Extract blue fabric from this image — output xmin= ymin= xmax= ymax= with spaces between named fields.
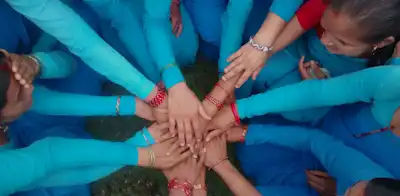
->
xmin=6 ymin=0 xmax=156 ymax=99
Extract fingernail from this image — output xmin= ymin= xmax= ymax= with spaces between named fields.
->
xmin=197 ymin=138 xmax=201 ymax=142
xmin=206 ymin=138 xmax=210 ymax=142
xmin=222 ymin=77 xmax=226 ymax=81
xmin=180 ymin=143 xmax=185 ymax=147
xmin=203 ymin=148 xmax=206 ymax=152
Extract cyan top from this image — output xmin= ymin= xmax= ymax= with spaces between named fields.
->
xmin=5 ymin=0 xmax=155 ymax=99
xmin=0 ymin=127 xmax=155 ymax=195
xmin=237 ymin=60 xmax=400 ymax=127
xmin=246 ymin=124 xmax=394 ymax=195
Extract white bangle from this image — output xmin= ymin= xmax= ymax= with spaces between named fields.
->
xmin=248 ymin=37 xmax=273 ymax=53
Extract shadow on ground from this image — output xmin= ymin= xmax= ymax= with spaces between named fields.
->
xmin=85 ymin=58 xmax=237 ymax=196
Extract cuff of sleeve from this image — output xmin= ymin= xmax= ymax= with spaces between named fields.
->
xmin=119 ymin=96 xmax=136 ymax=116
xmin=142 ymin=127 xmax=156 ymax=145
xmin=162 ymin=66 xmax=185 ymax=89
xmin=235 ymin=99 xmax=247 ymax=119
xmin=126 ymin=128 xmax=155 ymax=147
xmin=270 ymin=0 xmax=303 ymax=22
xmin=386 ymin=57 xmax=400 ymax=65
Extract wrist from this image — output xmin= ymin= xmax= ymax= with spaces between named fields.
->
xmin=145 ymin=86 xmax=167 ymax=108
xmin=135 ymin=98 xmax=154 ymax=120
xmin=213 ymin=160 xmax=233 ymax=173
xmin=137 ymin=148 xmax=156 ymax=167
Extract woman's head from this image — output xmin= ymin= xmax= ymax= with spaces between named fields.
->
xmin=346 ymin=178 xmax=400 ymax=196
xmin=0 ymin=50 xmax=33 ymax=123
xmin=320 ymin=0 xmax=400 ymax=62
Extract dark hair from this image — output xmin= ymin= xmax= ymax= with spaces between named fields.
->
xmin=365 ymin=178 xmax=400 ymax=196
xmin=328 ymin=0 xmax=400 ymax=66
xmin=0 ymin=51 xmax=10 ymax=111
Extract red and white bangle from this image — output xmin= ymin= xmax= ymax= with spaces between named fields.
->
xmin=168 ymin=178 xmax=193 ymax=196
xmin=148 ymin=87 xmax=167 ymax=108
xmin=231 ymin=103 xmax=240 ymax=125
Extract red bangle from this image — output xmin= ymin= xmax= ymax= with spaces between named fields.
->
xmin=168 ymin=178 xmax=193 ymax=196
xmin=205 ymin=95 xmax=223 ymax=110
xmin=149 ymin=87 xmax=167 ymax=108
xmin=231 ymin=103 xmax=240 ymax=125
xmin=215 ymin=82 xmax=230 ymax=96
xmin=115 ymin=96 xmax=121 ymax=116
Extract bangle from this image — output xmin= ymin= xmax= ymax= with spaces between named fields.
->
xmin=149 ymin=87 xmax=167 ymax=108
xmin=208 ymin=157 xmax=228 ymax=171
xmin=215 ymin=82 xmax=230 ymax=97
xmin=205 ymin=95 xmax=223 ymax=110
xmin=160 ymin=63 xmax=178 ymax=73
xmin=142 ymin=130 xmax=151 ymax=145
xmin=26 ymin=55 xmax=41 ymax=75
xmin=193 ymin=184 xmax=208 ymax=191
xmin=168 ymin=178 xmax=193 ymax=196
xmin=230 ymin=103 xmax=240 ymax=125
xmin=248 ymin=37 xmax=273 ymax=53
xmin=115 ymin=96 xmax=121 ymax=116
xmin=148 ymin=148 xmax=156 ymax=167
xmin=240 ymin=126 xmax=248 ymax=143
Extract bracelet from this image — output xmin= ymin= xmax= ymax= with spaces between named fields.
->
xmin=160 ymin=63 xmax=178 ymax=73
xmin=148 ymin=148 xmax=156 ymax=167
xmin=26 ymin=55 xmax=41 ymax=75
xmin=205 ymin=95 xmax=223 ymax=110
xmin=168 ymin=178 xmax=193 ymax=196
xmin=193 ymin=184 xmax=208 ymax=191
xmin=115 ymin=96 xmax=121 ymax=116
xmin=215 ymin=82 xmax=230 ymax=97
xmin=142 ymin=130 xmax=151 ymax=145
xmin=149 ymin=87 xmax=167 ymax=108
xmin=230 ymin=103 xmax=240 ymax=125
xmin=208 ymin=157 xmax=228 ymax=171
xmin=240 ymin=126 xmax=248 ymax=143
xmin=248 ymin=37 xmax=273 ymax=53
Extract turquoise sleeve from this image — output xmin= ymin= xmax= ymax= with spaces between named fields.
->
xmin=218 ymin=0 xmax=253 ymax=72
xmin=256 ymin=186 xmax=312 ymax=196
xmin=246 ymin=124 xmax=394 ymax=194
xmin=386 ymin=57 xmax=400 ymax=65
xmin=143 ymin=0 xmax=185 ymax=89
xmin=32 ymin=33 xmax=58 ymax=52
xmin=21 ymin=128 xmax=155 ymax=190
xmin=0 ymin=137 xmax=139 ymax=196
xmin=34 ymin=51 xmax=77 ymax=79
xmin=5 ymin=0 xmax=155 ymax=99
xmin=270 ymin=0 xmax=304 ymax=22
xmin=237 ymin=66 xmax=400 ymax=119
xmin=31 ymin=86 xmax=136 ymax=116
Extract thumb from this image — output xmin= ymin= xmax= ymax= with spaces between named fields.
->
xmin=198 ymin=105 xmax=212 ymax=120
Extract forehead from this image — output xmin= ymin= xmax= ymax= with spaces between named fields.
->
xmin=322 ymin=7 xmax=366 ymax=44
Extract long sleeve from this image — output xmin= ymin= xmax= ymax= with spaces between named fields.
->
xmin=0 ymin=137 xmax=139 ymax=196
xmin=5 ymin=0 xmax=155 ymax=99
xmin=270 ymin=0 xmax=304 ymax=22
xmin=143 ymin=0 xmax=185 ymax=89
xmin=246 ymin=124 xmax=394 ymax=194
xmin=218 ymin=0 xmax=253 ymax=71
xmin=237 ymin=66 xmax=400 ymax=119
xmin=34 ymin=51 xmax=77 ymax=79
xmin=30 ymin=86 xmax=136 ymax=116
xmin=20 ymin=127 xmax=155 ymax=190
xmin=256 ymin=186 xmax=314 ymax=196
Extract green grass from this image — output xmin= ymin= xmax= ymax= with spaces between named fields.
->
xmin=85 ymin=58 xmax=236 ymax=196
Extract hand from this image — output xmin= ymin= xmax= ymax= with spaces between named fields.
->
xmin=0 ymin=50 xmax=39 ymax=88
xmin=152 ymin=107 xmax=169 ymax=123
xmin=306 ymin=170 xmax=337 ymax=196
xmin=206 ymin=126 xmax=245 ymax=143
xmin=298 ymin=56 xmax=327 ymax=80
xmin=223 ymin=43 xmax=270 ymax=88
xmin=139 ymin=137 xmax=192 ymax=169
xmin=168 ymin=83 xmax=204 ymax=147
xmin=224 ymin=92 xmax=236 ymax=105
xmin=170 ymin=2 xmax=183 ymax=37
xmin=204 ymin=135 xmax=228 ymax=168
xmin=147 ymin=122 xmax=174 ymax=143
xmin=163 ymin=149 xmax=205 ymax=183
xmin=207 ymin=106 xmax=236 ymax=131
xmin=393 ymin=41 xmax=400 ymax=58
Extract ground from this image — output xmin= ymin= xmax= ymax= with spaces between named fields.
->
xmin=86 ymin=58 xmax=238 ymax=196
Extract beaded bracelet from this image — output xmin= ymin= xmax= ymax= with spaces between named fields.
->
xmin=115 ymin=96 xmax=121 ymax=116
xmin=230 ymin=103 xmax=240 ymax=125
xmin=149 ymin=87 xmax=167 ymax=108
xmin=205 ymin=95 xmax=223 ymax=110
xmin=168 ymin=178 xmax=193 ymax=196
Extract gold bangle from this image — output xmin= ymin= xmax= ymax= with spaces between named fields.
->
xmin=208 ymin=157 xmax=228 ymax=171
xmin=148 ymin=148 xmax=156 ymax=167
xmin=160 ymin=63 xmax=178 ymax=73
xmin=26 ymin=55 xmax=41 ymax=75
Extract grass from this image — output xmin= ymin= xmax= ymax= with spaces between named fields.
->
xmin=85 ymin=57 xmax=236 ymax=196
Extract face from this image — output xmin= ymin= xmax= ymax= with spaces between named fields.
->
xmin=345 ymin=181 xmax=368 ymax=196
xmin=0 ymin=71 xmax=33 ymax=123
xmin=320 ymin=7 xmax=375 ymax=57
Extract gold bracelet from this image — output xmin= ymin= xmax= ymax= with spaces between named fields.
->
xmin=26 ymin=55 xmax=41 ymax=75
xmin=208 ymin=157 xmax=228 ymax=171
xmin=160 ymin=63 xmax=178 ymax=73
xmin=148 ymin=148 xmax=156 ymax=167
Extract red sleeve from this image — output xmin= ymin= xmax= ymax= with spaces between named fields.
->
xmin=296 ymin=0 xmax=328 ymax=31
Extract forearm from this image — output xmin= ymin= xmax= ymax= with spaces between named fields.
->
xmin=6 ymin=0 xmax=156 ymax=99
xmin=34 ymin=51 xmax=77 ymax=79
xmin=214 ymin=161 xmax=261 ymax=196
xmin=143 ymin=0 xmax=185 ymax=89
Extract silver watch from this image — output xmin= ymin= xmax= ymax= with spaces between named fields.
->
xmin=248 ymin=37 xmax=273 ymax=53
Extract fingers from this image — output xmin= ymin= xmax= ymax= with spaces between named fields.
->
xmin=226 ymin=50 xmax=242 ymax=63
xmin=176 ymin=23 xmax=183 ymax=37
xmin=174 ymin=148 xmax=192 ymax=163
xmin=206 ymin=129 xmax=226 ymax=142
xmin=307 ymin=170 xmax=329 ymax=178
xmin=184 ymin=119 xmax=193 ymax=146
xmin=252 ymin=67 xmax=262 ymax=80
xmin=192 ymin=119 xmax=202 ymax=142
xmin=307 ymin=179 xmax=325 ymax=193
xmin=197 ymin=147 xmax=206 ymax=166
xmin=169 ymin=118 xmax=177 ymax=136
xmin=223 ymin=63 xmax=243 ymax=81
xmin=159 ymin=132 xmax=174 ymax=143
xmin=177 ymin=120 xmax=185 ymax=146
xmin=298 ymin=56 xmax=310 ymax=80
xmin=306 ymin=171 xmax=325 ymax=191
xmin=166 ymin=141 xmax=180 ymax=156
xmin=235 ymin=70 xmax=251 ymax=88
